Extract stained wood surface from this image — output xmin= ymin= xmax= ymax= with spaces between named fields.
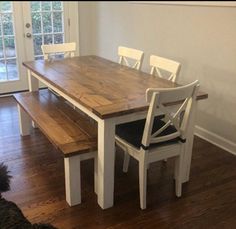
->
xmin=1 ymin=96 xmax=235 ymax=229
xmin=23 ymin=56 xmax=208 ymax=119
xmin=13 ymin=89 xmax=97 ymax=157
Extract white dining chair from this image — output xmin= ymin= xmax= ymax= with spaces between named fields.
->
xmin=118 ymin=46 xmax=144 ymax=70
xmin=122 ymin=55 xmax=182 ymax=167
xmin=150 ymin=55 xmax=181 ymax=83
xmin=115 ymin=80 xmax=199 ymax=209
xmin=41 ymin=42 xmax=76 ymax=61
xmin=41 ymin=42 xmax=76 ymax=100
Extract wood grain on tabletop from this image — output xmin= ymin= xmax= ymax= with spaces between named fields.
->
xmin=23 ymin=56 xmax=208 ymax=119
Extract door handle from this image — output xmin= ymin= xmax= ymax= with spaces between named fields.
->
xmin=25 ymin=23 xmax=31 ymax=28
xmin=26 ymin=33 xmax=32 ymax=38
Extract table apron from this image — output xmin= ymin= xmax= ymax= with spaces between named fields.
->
xmin=30 ymin=71 xmax=101 ymax=122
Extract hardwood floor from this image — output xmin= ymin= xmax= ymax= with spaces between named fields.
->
xmin=0 ymin=96 xmax=236 ymax=229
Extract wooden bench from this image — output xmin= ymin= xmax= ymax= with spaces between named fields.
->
xmin=13 ymin=89 xmax=97 ymax=206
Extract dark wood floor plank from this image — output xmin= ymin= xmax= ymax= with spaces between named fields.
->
xmin=0 ymin=96 xmax=235 ymax=229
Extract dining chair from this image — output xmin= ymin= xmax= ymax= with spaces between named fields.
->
xmin=122 ymin=55 xmax=182 ymax=167
xmin=41 ymin=42 xmax=76 ymax=97
xmin=118 ymin=46 xmax=144 ymax=70
xmin=41 ymin=42 xmax=76 ymax=61
xmin=115 ymin=80 xmax=199 ymax=209
xmin=150 ymin=55 xmax=181 ymax=83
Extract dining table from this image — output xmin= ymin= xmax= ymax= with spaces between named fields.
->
xmin=22 ymin=55 xmax=208 ymax=209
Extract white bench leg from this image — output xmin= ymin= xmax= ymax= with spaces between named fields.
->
xmin=18 ymin=105 xmax=31 ymax=136
xmin=64 ymin=155 xmax=81 ymax=206
xmin=28 ymin=69 xmax=39 ymax=129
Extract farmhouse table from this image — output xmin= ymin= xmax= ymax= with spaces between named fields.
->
xmin=22 ymin=55 xmax=208 ymax=209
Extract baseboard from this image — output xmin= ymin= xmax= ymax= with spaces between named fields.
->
xmin=195 ymin=126 xmax=236 ymax=156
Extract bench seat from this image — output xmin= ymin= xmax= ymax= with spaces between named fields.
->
xmin=14 ymin=89 xmax=97 ymax=156
xmin=14 ymin=89 xmax=97 ymax=206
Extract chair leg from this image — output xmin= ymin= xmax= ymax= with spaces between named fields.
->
xmin=94 ymin=154 xmax=98 ymax=194
xmin=174 ymin=153 xmax=184 ymax=197
xmin=123 ymin=152 xmax=130 ymax=173
xmin=139 ymin=159 xmax=147 ymax=209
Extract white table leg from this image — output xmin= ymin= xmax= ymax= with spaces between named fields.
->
xmin=64 ymin=155 xmax=81 ymax=206
xmin=182 ymin=101 xmax=198 ymax=183
xmin=27 ymin=69 xmax=39 ymax=128
xmin=28 ymin=69 xmax=39 ymax=92
xmin=18 ymin=105 xmax=31 ymax=136
xmin=97 ymin=118 xmax=115 ymax=209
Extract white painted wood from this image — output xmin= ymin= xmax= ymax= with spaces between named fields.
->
xmin=41 ymin=42 xmax=77 ymax=98
xmin=30 ymin=71 xmax=100 ymax=122
xmin=136 ymin=55 xmax=180 ymax=165
xmin=41 ymin=42 xmax=76 ymax=61
xmin=17 ymin=104 xmax=31 ymax=136
xmin=64 ymin=155 xmax=81 ymax=206
xmin=27 ymin=70 xmax=39 ymax=92
xmin=64 ymin=152 xmax=96 ymax=206
xmin=0 ymin=2 xmax=28 ymax=94
xmin=174 ymin=145 xmax=184 ymax=197
xmin=97 ymin=118 xmax=115 ymax=209
xmin=139 ymin=150 xmax=147 ymax=209
xmin=23 ymin=2 xmax=79 ymax=61
xmin=79 ymin=151 xmax=95 ymax=161
xmin=115 ymin=80 xmax=199 ymax=209
xmin=22 ymin=62 xmax=201 ymax=210
xmin=123 ymin=152 xmax=130 ymax=173
xmin=63 ymin=2 xmax=80 ymax=56
xmin=144 ymin=80 xmax=199 ymax=147
xmin=118 ymin=46 xmax=144 ymax=70
xmin=150 ymin=55 xmax=181 ymax=82
xmin=181 ymin=97 xmax=198 ymax=183
xmin=2 ymin=2 xmax=79 ymax=94
xmin=23 ymin=64 xmax=147 ymax=210
xmin=22 ymin=69 xmax=98 ymax=206
xmin=27 ymin=69 xmax=38 ymax=128
xmin=94 ymin=154 xmax=98 ymax=194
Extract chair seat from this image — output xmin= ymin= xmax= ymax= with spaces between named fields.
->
xmin=116 ymin=116 xmax=181 ymax=150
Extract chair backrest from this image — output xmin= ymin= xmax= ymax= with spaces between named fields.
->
xmin=41 ymin=42 xmax=76 ymax=60
xmin=142 ymin=80 xmax=199 ymax=149
xmin=150 ymin=55 xmax=181 ymax=82
xmin=118 ymin=46 xmax=144 ymax=70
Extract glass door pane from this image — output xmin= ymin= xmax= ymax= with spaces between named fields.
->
xmin=30 ymin=1 xmax=64 ymax=60
xmin=0 ymin=1 xmax=78 ymax=94
xmin=0 ymin=2 xmax=19 ymax=82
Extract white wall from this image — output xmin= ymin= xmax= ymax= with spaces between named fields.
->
xmin=79 ymin=2 xmax=236 ymax=153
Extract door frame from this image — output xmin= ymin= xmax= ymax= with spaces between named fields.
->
xmin=0 ymin=1 xmax=79 ymax=95
xmin=0 ymin=2 xmax=27 ymax=94
xmin=23 ymin=1 xmax=80 ymax=61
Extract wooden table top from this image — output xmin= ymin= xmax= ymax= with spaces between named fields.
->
xmin=23 ymin=55 xmax=208 ymax=119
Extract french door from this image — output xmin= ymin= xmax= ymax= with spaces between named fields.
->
xmin=0 ymin=1 xmax=79 ymax=94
